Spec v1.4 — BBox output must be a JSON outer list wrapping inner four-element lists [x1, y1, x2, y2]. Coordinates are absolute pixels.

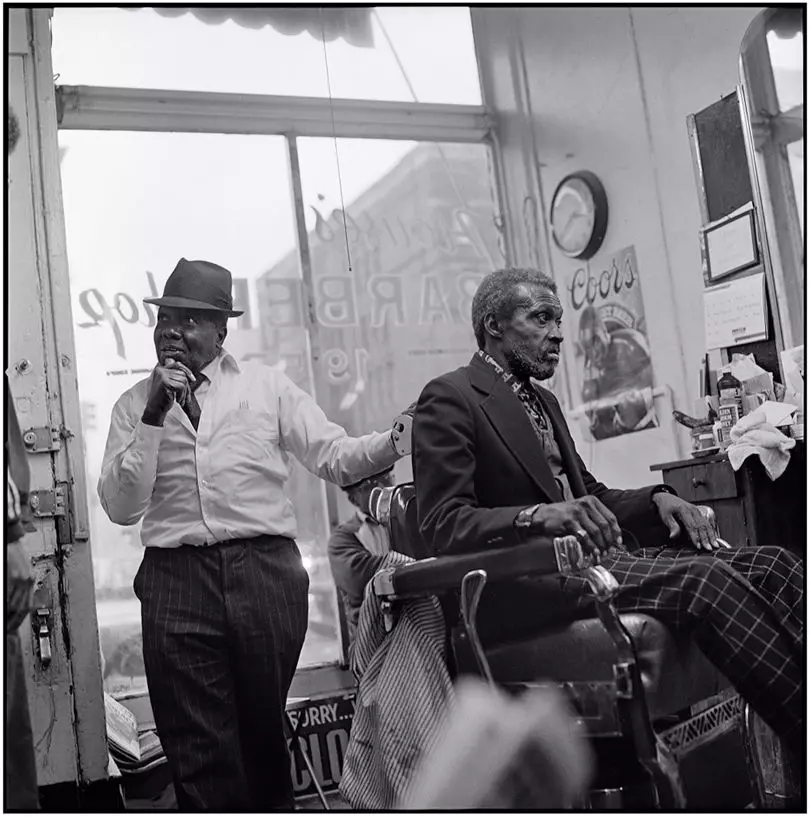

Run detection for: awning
[[129, 7, 375, 48]]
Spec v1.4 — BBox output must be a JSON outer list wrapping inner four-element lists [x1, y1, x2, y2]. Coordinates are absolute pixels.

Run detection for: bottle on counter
[[716, 367, 744, 449]]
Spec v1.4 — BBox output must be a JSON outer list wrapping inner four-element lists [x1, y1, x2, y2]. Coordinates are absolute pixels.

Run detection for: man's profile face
[[498, 284, 564, 382], [154, 307, 226, 375]]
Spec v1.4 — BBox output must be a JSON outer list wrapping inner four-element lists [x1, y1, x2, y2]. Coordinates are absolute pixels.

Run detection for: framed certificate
[[702, 207, 759, 282]]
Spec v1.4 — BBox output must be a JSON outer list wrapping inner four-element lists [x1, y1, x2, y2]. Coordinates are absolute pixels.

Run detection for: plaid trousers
[[134, 535, 309, 811], [560, 544, 804, 755]]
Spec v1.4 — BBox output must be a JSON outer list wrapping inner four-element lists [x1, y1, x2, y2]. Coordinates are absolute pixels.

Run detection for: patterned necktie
[[182, 374, 206, 431]]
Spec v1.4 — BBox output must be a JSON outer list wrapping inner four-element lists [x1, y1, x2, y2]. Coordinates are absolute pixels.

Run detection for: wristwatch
[[650, 484, 678, 503], [514, 504, 542, 536]]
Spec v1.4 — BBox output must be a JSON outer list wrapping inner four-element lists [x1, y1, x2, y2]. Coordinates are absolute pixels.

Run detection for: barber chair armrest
[[372, 535, 617, 604], [371, 535, 626, 695], [372, 538, 560, 600]]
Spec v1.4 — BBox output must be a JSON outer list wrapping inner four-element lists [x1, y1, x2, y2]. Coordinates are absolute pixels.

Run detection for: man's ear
[[483, 313, 503, 340], [217, 325, 228, 348]]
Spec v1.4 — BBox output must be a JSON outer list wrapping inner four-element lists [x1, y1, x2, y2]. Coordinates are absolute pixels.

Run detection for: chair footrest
[[657, 692, 743, 759]]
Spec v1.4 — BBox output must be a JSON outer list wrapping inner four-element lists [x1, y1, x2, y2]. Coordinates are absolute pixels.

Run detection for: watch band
[[650, 484, 678, 499], [514, 504, 542, 534]]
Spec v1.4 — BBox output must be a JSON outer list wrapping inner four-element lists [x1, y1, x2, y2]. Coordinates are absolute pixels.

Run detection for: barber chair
[[366, 483, 767, 809]]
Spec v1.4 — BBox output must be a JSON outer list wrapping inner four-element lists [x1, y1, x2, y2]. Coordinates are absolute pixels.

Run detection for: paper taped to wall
[[704, 273, 768, 349]]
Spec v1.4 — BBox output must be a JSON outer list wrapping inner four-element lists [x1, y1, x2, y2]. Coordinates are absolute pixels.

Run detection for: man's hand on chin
[[652, 493, 724, 552]]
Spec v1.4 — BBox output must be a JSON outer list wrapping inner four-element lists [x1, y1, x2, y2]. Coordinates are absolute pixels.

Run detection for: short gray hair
[[471, 267, 557, 348]]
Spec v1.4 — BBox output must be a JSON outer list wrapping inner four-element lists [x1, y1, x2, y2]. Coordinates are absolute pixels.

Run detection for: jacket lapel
[[534, 386, 588, 498], [468, 356, 562, 502]]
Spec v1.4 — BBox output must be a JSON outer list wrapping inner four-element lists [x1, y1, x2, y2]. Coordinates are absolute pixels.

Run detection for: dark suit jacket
[[413, 354, 669, 557], [328, 515, 386, 643]]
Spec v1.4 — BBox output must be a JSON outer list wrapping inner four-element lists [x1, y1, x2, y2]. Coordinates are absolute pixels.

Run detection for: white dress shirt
[[98, 349, 399, 548]]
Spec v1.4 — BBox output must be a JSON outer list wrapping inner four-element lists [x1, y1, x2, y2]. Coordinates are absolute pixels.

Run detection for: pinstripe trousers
[[560, 544, 804, 756], [134, 535, 309, 811]]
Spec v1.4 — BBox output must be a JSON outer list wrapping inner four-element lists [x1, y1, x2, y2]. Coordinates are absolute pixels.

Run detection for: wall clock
[[550, 171, 609, 260]]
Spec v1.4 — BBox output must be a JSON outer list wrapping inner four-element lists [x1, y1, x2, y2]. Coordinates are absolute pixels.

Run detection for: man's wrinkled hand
[[142, 359, 195, 426], [532, 496, 623, 559], [653, 493, 719, 551], [7, 540, 34, 633]]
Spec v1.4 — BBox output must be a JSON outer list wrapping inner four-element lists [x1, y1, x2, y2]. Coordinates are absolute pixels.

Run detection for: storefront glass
[[58, 130, 337, 693], [59, 129, 503, 695], [51, 6, 481, 105], [292, 138, 504, 495]]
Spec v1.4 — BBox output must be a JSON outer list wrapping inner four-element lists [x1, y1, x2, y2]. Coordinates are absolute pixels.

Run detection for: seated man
[[328, 468, 395, 646], [413, 267, 803, 762]]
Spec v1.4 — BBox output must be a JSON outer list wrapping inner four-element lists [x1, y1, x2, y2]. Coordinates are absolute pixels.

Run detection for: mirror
[[738, 8, 804, 354]]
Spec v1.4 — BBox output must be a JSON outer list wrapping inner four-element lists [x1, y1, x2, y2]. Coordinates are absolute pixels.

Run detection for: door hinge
[[29, 484, 67, 518], [22, 426, 62, 453]]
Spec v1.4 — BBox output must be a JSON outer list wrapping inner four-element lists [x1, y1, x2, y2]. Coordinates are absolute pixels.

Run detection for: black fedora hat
[[144, 258, 244, 317]]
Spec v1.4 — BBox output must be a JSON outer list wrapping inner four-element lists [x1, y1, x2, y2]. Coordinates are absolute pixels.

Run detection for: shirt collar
[[201, 347, 240, 381], [477, 349, 524, 396], [477, 350, 546, 410]]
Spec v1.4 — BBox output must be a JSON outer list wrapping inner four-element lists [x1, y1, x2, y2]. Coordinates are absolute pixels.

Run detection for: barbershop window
[[61, 132, 501, 694], [59, 131, 339, 692], [293, 138, 502, 493], [54, 6, 498, 697], [51, 6, 481, 104]]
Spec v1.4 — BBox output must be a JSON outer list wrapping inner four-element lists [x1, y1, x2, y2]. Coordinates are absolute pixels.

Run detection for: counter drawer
[[664, 459, 739, 503]]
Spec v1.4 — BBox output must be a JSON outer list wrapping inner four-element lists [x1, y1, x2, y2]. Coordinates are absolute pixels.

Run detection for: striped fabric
[[340, 551, 454, 810], [135, 535, 309, 810]]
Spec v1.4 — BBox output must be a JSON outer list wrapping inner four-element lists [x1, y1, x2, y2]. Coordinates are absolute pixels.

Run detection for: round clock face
[[550, 172, 608, 260]]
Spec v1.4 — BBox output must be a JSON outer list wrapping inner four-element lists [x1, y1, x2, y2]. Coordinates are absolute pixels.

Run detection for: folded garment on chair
[[340, 551, 454, 811], [727, 410, 796, 481]]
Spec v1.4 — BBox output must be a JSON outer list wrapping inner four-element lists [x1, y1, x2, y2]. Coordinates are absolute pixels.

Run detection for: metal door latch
[[22, 426, 62, 453], [34, 608, 52, 667], [29, 485, 67, 518]]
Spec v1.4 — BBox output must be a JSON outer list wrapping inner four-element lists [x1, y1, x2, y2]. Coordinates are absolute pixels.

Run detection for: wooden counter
[[650, 440, 805, 552]]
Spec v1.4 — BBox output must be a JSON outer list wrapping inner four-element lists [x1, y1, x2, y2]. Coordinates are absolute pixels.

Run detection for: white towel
[[727, 410, 796, 481]]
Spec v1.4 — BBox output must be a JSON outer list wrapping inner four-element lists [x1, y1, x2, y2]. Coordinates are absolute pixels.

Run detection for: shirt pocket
[[218, 408, 279, 459]]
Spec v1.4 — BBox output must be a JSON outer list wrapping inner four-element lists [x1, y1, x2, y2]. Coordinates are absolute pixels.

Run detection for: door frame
[[8, 8, 107, 788]]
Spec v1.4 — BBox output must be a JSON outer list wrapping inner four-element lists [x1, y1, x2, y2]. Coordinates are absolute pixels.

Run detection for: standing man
[[98, 258, 404, 810], [413, 267, 803, 761], [6, 107, 40, 812]]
